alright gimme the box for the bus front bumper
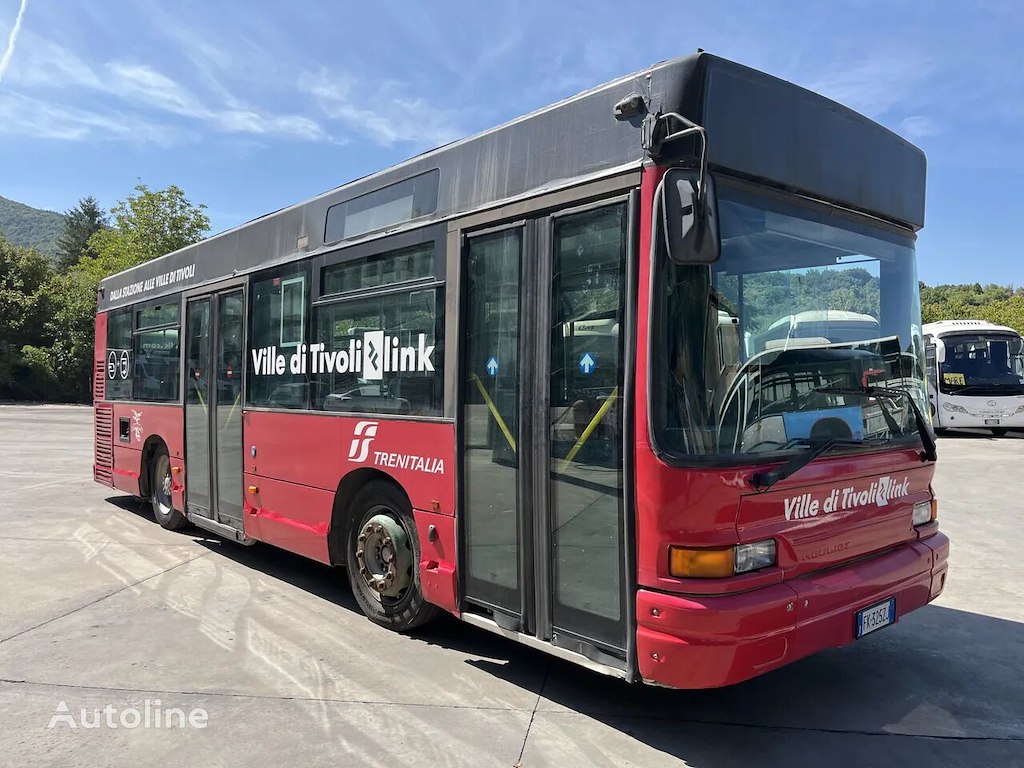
[635,533,949,689]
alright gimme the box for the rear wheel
[346,481,438,631]
[150,449,188,530]
[991,428,1008,437]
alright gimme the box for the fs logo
[131,409,143,442]
[348,421,378,463]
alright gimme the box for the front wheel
[346,481,438,632]
[150,449,188,530]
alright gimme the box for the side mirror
[662,168,720,264]
[934,344,945,364]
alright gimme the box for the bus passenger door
[184,286,246,536]
[185,298,213,519]
[461,225,526,623]
[542,201,629,658]
[460,197,632,665]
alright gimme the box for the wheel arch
[138,435,169,499]
[327,467,410,566]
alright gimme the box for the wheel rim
[154,456,172,515]
[354,510,413,601]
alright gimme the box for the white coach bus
[923,320,1024,435]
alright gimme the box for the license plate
[856,598,896,638]
[985,418,1001,426]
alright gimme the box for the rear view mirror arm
[653,112,708,202]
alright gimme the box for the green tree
[42,184,210,402]
[56,196,108,271]
[46,186,211,403]
[0,236,54,348]
[0,235,57,399]
[98,183,209,266]
[920,283,1024,333]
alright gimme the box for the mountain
[0,195,65,259]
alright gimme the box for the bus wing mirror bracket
[662,167,720,265]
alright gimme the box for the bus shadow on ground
[468,604,1024,764]
[110,494,1022,763]
[938,428,1023,440]
[160,520,1023,763]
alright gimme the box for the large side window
[106,308,133,400]
[248,264,310,408]
[313,243,443,416]
[133,301,180,402]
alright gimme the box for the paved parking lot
[1,406,1022,767]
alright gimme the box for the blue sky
[0,0,1020,285]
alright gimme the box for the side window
[105,308,133,400]
[133,301,180,402]
[923,335,938,394]
[248,264,310,408]
[313,243,443,416]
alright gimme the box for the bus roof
[766,310,879,331]
[98,51,926,311]
[923,320,1022,338]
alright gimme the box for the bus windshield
[654,182,928,459]
[938,333,1024,395]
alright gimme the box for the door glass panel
[185,299,212,516]
[549,204,627,648]
[462,229,522,612]
[216,291,244,526]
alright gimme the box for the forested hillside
[0,196,64,260]
[920,283,1024,330]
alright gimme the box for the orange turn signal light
[669,546,734,578]
[930,497,939,522]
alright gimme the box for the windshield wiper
[750,437,865,492]
[814,384,937,463]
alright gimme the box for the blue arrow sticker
[579,352,596,374]
[486,356,499,375]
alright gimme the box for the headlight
[735,540,777,573]
[913,499,937,526]
[1014,403,1024,416]
[942,402,968,414]
[668,539,777,578]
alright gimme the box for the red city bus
[93,52,948,689]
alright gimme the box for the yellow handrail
[470,373,517,453]
[559,387,619,473]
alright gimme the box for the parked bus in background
[92,51,947,690]
[923,320,1024,436]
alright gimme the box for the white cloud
[899,115,940,140]
[2,31,104,89]
[299,70,461,149]
[106,62,205,117]
[805,53,936,120]
[0,90,185,145]
[2,48,329,144]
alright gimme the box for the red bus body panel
[108,403,184,503]
[242,411,459,612]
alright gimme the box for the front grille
[94,406,113,485]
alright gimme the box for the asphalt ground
[1,406,1021,767]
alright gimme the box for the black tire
[345,481,438,632]
[991,428,1008,437]
[150,448,188,530]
